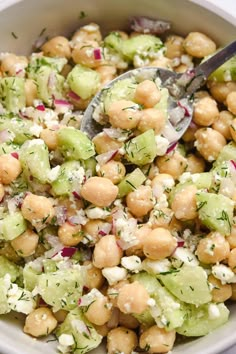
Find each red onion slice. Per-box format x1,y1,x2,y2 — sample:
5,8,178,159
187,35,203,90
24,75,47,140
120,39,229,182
177,240,185,247
230,160,236,169
54,98,72,107
93,48,102,60
130,16,171,34
166,141,177,154
68,90,81,102
96,150,118,166
36,104,45,111
11,152,19,160
61,247,77,257
72,191,81,200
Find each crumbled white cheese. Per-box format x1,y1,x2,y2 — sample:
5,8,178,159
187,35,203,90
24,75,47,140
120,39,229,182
224,69,232,82
178,172,192,184
47,165,60,182
7,286,36,314
208,303,220,320
79,288,104,307
121,256,142,273
85,207,110,219
171,247,199,267
58,334,75,346
29,124,43,137
115,217,138,250
212,264,236,284
102,266,127,285
142,258,171,274
147,298,156,307
155,135,169,156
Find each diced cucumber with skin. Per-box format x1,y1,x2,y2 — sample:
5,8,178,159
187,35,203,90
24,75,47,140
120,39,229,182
118,168,146,198
0,77,26,113
20,139,51,184
23,264,41,291
0,212,27,241
0,116,35,144
0,278,10,314
27,56,67,75
56,308,102,354
134,308,155,326
125,129,157,165
196,192,234,235
82,157,97,176
33,66,65,105
215,142,236,166
38,268,83,311
57,127,95,161
132,272,185,330
121,34,163,61
0,256,21,282
42,259,57,273
158,265,212,306
67,64,100,100
177,303,229,337
154,87,169,120
209,56,236,82
51,161,84,196
102,78,137,113
104,32,123,52
0,142,20,155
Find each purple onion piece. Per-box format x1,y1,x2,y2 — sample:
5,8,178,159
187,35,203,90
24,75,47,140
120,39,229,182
129,16,171,34
230,160,236,169
61,247,77,257
166,141,178,154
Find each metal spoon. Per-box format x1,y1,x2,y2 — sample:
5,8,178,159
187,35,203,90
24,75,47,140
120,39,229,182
81,40,236,145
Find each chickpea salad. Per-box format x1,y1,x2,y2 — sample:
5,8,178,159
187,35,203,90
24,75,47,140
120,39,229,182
0,16,236,354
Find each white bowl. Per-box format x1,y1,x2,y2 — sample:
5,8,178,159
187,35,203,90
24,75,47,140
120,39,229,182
0,1,235,354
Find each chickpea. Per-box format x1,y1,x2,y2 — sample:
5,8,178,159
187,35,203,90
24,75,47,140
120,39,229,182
139,326,176,353
81,177,118,207
125,224,152,257
193,96,219,126
93,324,109,337
227,222,236,249
174,63,188,73
149,57,172,69
58,222,83,246
24,307,57,337
72,40,102,68
71,23,102,44
134,80,161,108
151,173,175,197
208,274,232,303
107,280,129,306
83,219,110,245
107,327,138,354
118,312,139,329
183,32,216,58
0,154,22,184
57,197,83,218
61,63,72,78
165,35,184,59
194,128,226,162
83,261,105,289
138,108,166,134
96,65,117,86
230,118,236,143
53,309,68,323
98,161,126,184
226,91,236,115
42,36,71,59
11,229,39,257
208,81,236,103
21,194,55,229
143,227,177,260
1,53,28,77
117,281,149,315
186,154,206,173
84,296,112,325
68,96,90,110
0,183,4,201
171,185,198,221
149,207,174,229
93,235,123,269
231,283,236,301
156,150,188,180
212,110,233,140
182,122,199,142
196,231,230,264
126,185,154,218
107,100,141,130
228,248,236,273
0,242,22,263
24,79,38,106
93,132,123,154
40,128,58,150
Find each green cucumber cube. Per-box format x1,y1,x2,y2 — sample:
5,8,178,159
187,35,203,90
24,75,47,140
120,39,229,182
67,64,100,100
121,34,163,61
0,142,20,155
177,303,229,337
104,32,123,52
0,278,10,314
125,129,157,165
0,116,35,144
20,139,51,184
0,212,27,241
23,264,41,291
0,256,21,282
209,56,236,82
27,56,67,75
58,127,95,160
118,168,146,198
215,142,236,166
56,308,102,354
158,265,212,305
0,77,26,113
196,191,234,235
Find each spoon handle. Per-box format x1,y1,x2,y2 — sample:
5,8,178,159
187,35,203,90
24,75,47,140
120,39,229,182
182,40,236,96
